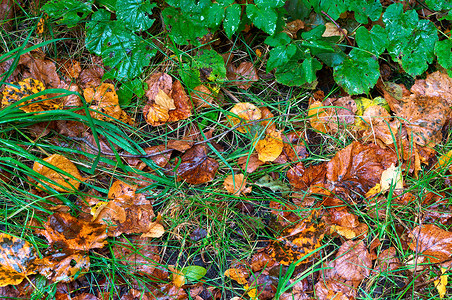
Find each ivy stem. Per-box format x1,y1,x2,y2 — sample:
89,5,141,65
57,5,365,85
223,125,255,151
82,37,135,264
321,10,353,46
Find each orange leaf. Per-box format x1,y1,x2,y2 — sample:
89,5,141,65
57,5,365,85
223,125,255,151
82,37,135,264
227,102,262,133
223,174,252,195
255,129,283,162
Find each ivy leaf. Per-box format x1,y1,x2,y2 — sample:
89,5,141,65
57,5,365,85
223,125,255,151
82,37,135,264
118,79,145,106
255,0,285,8
434,39,452,76
266,44,297,72
42,0,92,27
383,3,438,76
246,4,278,35
275,56,322,86
348,0,382,24
224,4,241,38
264,32,291,47
355,25,388,56
116,0,156,31
425,0,452,19
86,9,113,55
333,49,379,95
178,63,202,89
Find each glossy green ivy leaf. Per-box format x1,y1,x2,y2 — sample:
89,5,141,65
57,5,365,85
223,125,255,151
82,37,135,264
246,4,278,35
85,9,114,55
264,32,291,47
383,3,438,76
266,44,297,72
316,0,347,20
224,4,241,38
285,0,312,20
426,0,452,20
178,63,202,89
435,39,452,76
97,0,116,11
333,49,379,95
275,56,322,86
181,266,207,283
255,0,285,8
193,50,226,82
348,0,382,24
42,0,92,27
116,0,156,31
162,7,208,46
355,25,387,56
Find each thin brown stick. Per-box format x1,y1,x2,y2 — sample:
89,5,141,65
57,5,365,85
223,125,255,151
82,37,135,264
321,10,353,46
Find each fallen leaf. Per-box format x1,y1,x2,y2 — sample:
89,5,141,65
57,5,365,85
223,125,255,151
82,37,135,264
0,233,37,287
2,78,61,112
224,268,249,285
190,85,218,108
287,162,327,194
224,174,252,195
435,267,448,299
169,265,185,288
361,105,401,145
284,19,305,38
238,153,265,173
411,71,452,106
374,247,401,272
227,102,262,134
322,22,347,38
307,101,328,133
227,61,259,90
409,224,452,263
177,145,219,184
18,51,62,88
36,212,107,251
255,174,291,195
32,251,90,283
323,96,357,133
57,58,82,80
83,83,133,124
282,131,308,162
255,129,283,162
32,154,84,192
436,149,452,172
79,57,104,89
380,163,403,192
145,72,173,100
0,0,15,31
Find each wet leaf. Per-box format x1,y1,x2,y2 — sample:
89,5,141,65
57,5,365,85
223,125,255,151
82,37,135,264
0,234,37,287
32,154,84,193
255,129,283,162
224,174,252,196
181,265,207,283
190,85,218,108
307,101,328,133
177,145,219,185
238,153,265,173
83,83,133,125
2,78,61,112
227,102,262,134
18,51,62,88
360,105,401,145
255,174,290,195
36,212,107,251
380,163,403,192
436,149,452,172
224,268,249,285
282,131,308,162
409,224,452,263
32,251,90,283
227,61,259,90
435,267,448,299
287,162,327,194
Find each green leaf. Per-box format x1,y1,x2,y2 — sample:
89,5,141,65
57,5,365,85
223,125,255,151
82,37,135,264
264,32,291,47
266,44,297,72
275,56,322,86
435,39,452,72
284,0,312,20
246,4,277,35
97,0,116,11
224,4,241,38
383,3,438,76
86,9,113,55
255,0,285,8
178,64,202,89
426,0,452,20
193,50,226,82
348,0,382,24
181,266,207,283
319,0,347,20
118,79,145,106
355,25,387,56
333,49,379,95
116,0,156,31
42,0,92,27
255,174,291,195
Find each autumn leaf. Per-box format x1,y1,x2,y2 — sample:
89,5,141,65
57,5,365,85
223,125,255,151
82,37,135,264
307,101,328,133
36,212,107,251
227,102,262,134
190,85,218,108
409,224,452,263
255,129,283,162
32,154,85,192
1,78,61,113
18,51,62,88
224,174,252,196
380,163,403,192
177,145,219,185
226,61,259,90
282,131,308,162
0,234,37,287
435,267,448,299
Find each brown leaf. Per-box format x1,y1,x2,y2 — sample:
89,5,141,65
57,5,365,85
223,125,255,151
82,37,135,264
287,162,327,193
0,0,16,31
18,51,61,88
227,102,262,133
361,105,401,145
323,96,357,133
31,251,90,283
282,131,308,162
374,247,401,272
0,233,37,287
227,61,259,90
57,58,81,80
32,154,85,192
167,80,192,122
315,240,372,300
326,141,397,197
250,252,275,272
83,83,133,124
124,144,172,170
238,153,265,173
255,129,284,162
36,212,107,251
112,236,162,277
409,224,452,263
190,85,217,108
2,78,61,112
224,268,249,285
145,72,173,101
307,101,329,133
223,174,252,195
410,71,452,106
283,19,305,38
79,58,104,89
177,145,219,184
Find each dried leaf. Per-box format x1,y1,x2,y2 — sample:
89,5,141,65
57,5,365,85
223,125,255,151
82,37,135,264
282,131,308,162
322,22,347,38
287,162,327,194
79,60,104,89
18,51,62,88
436,149,452,173
169,265,185,288
0,233,37,287
58,58,81,80
227,102,262,133
177,145,219,184
32,154,84,192
32,251,90,283
224,174,252,195
411,71,452,106
36,212,107,251
224,268,249,285
255,130,283,162
190,85,217,108
227,62,259,90
409,224,452,263
284,19,305,38
380,163,403,192
435,267,448,299
307,101,328,133
238,153,265,173
145,72,173,101
2,78,61,112
361,105,401,145
155,89,176,110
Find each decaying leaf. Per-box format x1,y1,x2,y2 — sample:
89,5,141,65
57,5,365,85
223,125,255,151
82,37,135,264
361,105,401,145
227,102,262,133
238,153,265,173
409,224,452,263
190,85,218,108
224,268,249,285
255,129,283,162
32,251,90,283
307,101,328,133
435,267,448,299
177,145,219,184
36,212,107,251
18,51,62,88
227,61,259,90
323,198,368,239
410,71,452,106
83,83,133,124
436,149,452,173
145,72,173,100
380,163,403,192
282,131,308,162
322,22,347,38
32,154,84,192
2,78,61,112
224,174,252,195
287,162,327,195
0,233,37,287
284,19,305,38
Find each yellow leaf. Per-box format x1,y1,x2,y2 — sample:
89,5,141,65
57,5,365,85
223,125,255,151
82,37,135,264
224,268,248,284
227,102,262,133
255,129,283,162
435,267,448,299
436,149,452,172
155,89,176,110
380,163,403,192
307,101,328,133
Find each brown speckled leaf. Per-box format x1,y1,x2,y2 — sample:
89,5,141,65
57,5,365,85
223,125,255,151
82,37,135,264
224,174,252,195
282,131,308,162
36,212,107,251
18,51,61,88
409,224,452,263
177,145,219,184
411,71,452,106
145,73,173,101
0,233,37,287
